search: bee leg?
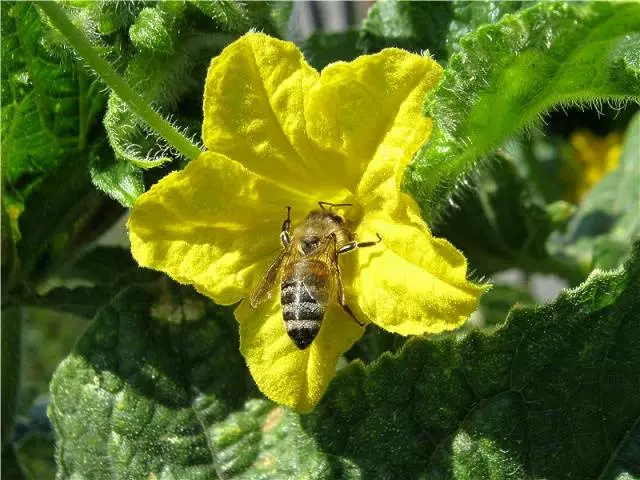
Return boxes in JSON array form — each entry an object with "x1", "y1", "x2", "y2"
[
  {"x1": 342, "y1": 304, "x2": 365, "y2": 327},
  {"x1": 329, "y1": 233, "x2": 366, "y2": 327},
  {"x1": 280, "y1": 206, "x2": 291, "y2": 247},
  {"x1": 337, "y1": 233, "x2": 383, "y2": 254},
  {"x1": 318, "y1": 201, "x2": 353, "y2": 211}
]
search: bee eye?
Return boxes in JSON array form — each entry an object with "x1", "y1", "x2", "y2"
[{"x1": 330, "y1": 213, "x2": 344, "y2": 224}]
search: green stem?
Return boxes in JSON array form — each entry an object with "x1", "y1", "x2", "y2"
[{"x1": 36, "y1": 1, "x2": 202, "y2": 161}]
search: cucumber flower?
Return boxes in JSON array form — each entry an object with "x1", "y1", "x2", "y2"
[
  {"x1": 128, "y1": 33, "x2": 486, "y2": 412},
  {"x1": 563, "y1": 130, "x2": 622, "y2": 202}
]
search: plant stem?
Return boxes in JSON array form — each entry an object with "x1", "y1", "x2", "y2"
[{"x1": 36, "y1": 1, "x2": 202, "y2": 161}]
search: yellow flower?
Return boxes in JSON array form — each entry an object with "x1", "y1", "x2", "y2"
[
  {"x1": 564, "y1": 130, "x2": 622, "y2": 202},
  {"x1": 128, "y1": 33, "x2": 486, "y2": 412}
]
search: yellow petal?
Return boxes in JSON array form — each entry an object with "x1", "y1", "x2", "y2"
[
  {"x1": 306, "y1": 48, "x2": 442, "y2": 193},
  {"x1": 129, "y1": 151, "x2": 317, "y2": 305},
  {"x1": 346, "y1": 194, "x2": 486, "y2": 335},
  {"x1": 202, "y1": 32, "x2": 349, "y2": 200},
  {"x1": 235, "y1": 298, "x2": 363, "y2": 413}
]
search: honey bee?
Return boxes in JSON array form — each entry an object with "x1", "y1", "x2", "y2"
[{"x1": 250, "y1": 202, "x2": 382, "y2": 350}]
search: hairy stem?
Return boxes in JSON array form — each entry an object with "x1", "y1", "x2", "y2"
[{"x1": 36, "y1": 1, "x2": 202, "y2": 161}]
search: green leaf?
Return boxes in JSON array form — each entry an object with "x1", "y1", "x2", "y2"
[
  {"x1": 445, "y1": 1, "x2": 527, "y2": 57},
  {"x1": 599, "y1": 419, "x2": 640, "y2": 480},
  {"x1": 192, "y1": 1, "x2": 291, "y2": 37},
  {"x1": 89, "y1": 140, "x2": 145, "y2": 208},
  {"x1": 1, "y1": 2, "x2": 105, "y2": 188},
  {"x1": 359, "y1": 0, "x2": 453, "y2": 61},
  {"x1": 95, "y1": 2, "x2": 234, "y2": 202},
  {"x1": 301, "y1": 244, "x2": 640, "y2": 478},
  {"x1": 405, "y1": 2, "x2": 640, "y2": 219},
  {"x1": 49, "y1": 284, "x2": 257, "y2": 479},
  {"x1": 345, "y1": 324, "x2": 405, "y2": 365},
  {"x1": 210, "y1": 399, "x2": 352, "y2": 478},
  {"x1": 129, "y1": 6, "x2": 176, "y2": 54},
  {"x1": 49, "y1": 250, "x2": 640, "y2": 478},
  {"x1": 48, "y1": 282, "x2": 356, "y2": 479},
  {"x1": 549, "y1": 111, "x2": 640, "y2": 272}
]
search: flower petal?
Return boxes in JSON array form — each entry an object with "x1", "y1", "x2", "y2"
[
  {"x1": 128, "y1": 151, "x2": 317, "y2": 305},
  {"x1": 345, "y1": 194, "x2": 486, "y2": 335},
  {"x1": 235, "y1": 298, "x2": 363, "y2": 413},
  {"x1": 306, "y1": 48, "x2": 442, "y2": 193},
  {"x1": 202, "y1": 32, "x2": 350, "y2": 199}
]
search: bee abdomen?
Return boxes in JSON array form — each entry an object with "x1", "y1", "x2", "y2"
[{"x1": 281, "y1": 281, "x2": 325, "y2": 350}]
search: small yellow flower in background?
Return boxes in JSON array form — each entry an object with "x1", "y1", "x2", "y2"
[
  {"x1": 564, "y1": 130, "x2": 622, "y2": 203},
  {"x1": 128, "y1": 33, "x2": 486, "y2": 412}
]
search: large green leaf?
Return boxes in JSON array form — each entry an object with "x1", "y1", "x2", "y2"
[
  {"x1": 50, "y1": 247, "x2": 640, "y2": 478},
  {"x1": 549, "y1": 111, "x2": 640, "y2": 273},
  {"x1": 49, "y1": 284, "x2": 258, "y2": 479},
  {"x1": 405, "y1": 2, "x2": 640, "y2": 219},
  {"x1": 302, "y1": 244, "x2": 640, "y2": 479}
]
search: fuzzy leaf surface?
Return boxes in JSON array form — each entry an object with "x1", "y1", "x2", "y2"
[
  {"x1": 405, "y1": 2, "x2": 640, "y2": 218},
  {"x1": 302, "y1": 244, "x2": 640, "y2": 479},
  {"x1": 49, "y1": 284, "x2": 259, "y2": 479},
  {"x1": 1, "y1": 3, "x2": 104, "y2": 187},
  {"x1": 445, "y1": 1, "x2": 526, "y2": 56}
]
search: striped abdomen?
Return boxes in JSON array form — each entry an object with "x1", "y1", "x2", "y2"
[{"x1": 281, "y1": 259, "x2": 329, "y2": 350}]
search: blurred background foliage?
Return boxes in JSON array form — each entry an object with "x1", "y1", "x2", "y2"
[{"x1": 1, "y1": 1, "x2": 638, "y2": 478}]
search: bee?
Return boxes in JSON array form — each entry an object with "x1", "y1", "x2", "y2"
[{"x1": 250, "y1": 202, "x2": 382, "y2": 350}]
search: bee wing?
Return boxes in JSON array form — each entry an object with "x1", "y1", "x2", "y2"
[{"x1": 249, "y1": 247, "x2": 290, "y2": 308}]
